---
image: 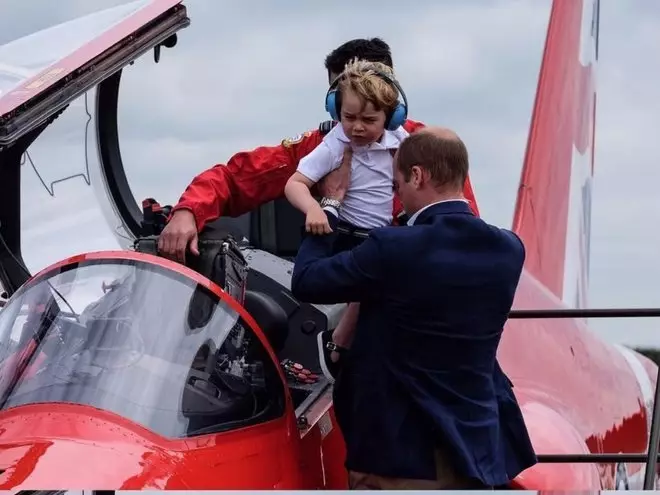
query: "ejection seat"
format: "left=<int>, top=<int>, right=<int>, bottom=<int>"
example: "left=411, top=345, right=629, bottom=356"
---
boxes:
left=203, top=196, right=306, bottom=260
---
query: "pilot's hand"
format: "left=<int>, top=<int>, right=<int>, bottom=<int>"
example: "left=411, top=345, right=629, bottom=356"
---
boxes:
left=158, top=209, right=200, bottom=263
left=318, top=146, right=352, bottom=203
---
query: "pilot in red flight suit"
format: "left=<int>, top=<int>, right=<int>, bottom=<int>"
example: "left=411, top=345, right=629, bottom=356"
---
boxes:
left=159, top=37, right=480, bottom=261
left=158, top=37, right=481, bottom=385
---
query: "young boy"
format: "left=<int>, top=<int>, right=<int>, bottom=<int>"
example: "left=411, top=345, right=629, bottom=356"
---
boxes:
left=284, top=58, right=409, bottom=382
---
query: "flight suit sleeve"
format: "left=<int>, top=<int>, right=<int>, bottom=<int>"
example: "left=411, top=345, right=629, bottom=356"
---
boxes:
left=170, top=130, right=323, bottom=232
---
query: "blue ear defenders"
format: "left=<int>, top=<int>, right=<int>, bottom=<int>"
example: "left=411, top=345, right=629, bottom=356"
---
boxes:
left=324, top=68, right=409, bottom=131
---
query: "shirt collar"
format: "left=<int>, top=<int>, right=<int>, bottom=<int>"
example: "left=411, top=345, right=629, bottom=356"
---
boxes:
left=406, top=199, right=470, bottom=226
left=336, top=125, right=402, bottom=150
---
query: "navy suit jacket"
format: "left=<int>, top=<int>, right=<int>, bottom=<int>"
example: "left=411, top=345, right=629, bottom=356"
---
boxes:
left=291, top=200, right=537, bottom=486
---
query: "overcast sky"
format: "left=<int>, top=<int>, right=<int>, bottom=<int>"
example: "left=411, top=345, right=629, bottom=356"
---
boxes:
left=1, top=0, right=659, bottom=347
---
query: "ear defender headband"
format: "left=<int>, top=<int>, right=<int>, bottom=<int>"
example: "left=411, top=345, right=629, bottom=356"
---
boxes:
left=324, top=68, right=408, bottom=131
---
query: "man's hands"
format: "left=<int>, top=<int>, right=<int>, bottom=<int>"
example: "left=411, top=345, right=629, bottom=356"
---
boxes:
left=318, top=146, right=352, bottom=202
left=158, top=209, right=200, bottom=263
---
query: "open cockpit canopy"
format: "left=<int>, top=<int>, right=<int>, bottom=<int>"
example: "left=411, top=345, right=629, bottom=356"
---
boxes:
left=0, top=0, right=189, bottom=146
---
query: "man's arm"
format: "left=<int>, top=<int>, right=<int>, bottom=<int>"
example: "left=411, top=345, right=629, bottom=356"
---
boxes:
left=170, top=130, right=323, bottom=232
left=291, top=211, right=384, bottom=305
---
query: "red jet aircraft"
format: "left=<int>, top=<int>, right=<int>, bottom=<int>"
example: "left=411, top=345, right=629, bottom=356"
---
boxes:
left=0, top=0, right=659, bottom=490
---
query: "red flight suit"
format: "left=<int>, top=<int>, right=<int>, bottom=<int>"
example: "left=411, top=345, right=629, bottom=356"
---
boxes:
left=171, top=119, right=480, bottom=231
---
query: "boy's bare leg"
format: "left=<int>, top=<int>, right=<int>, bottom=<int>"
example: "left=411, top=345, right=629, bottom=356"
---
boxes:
left=331, top=302, right=360, bottom=361
left=317, top=302, right=360, bottom=383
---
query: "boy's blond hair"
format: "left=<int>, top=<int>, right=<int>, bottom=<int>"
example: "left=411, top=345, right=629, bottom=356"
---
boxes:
left=336, top=58, right=399, bottom=114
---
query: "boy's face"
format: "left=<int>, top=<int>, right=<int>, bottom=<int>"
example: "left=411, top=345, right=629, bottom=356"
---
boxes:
left=340, top=88, right=387, bottom=146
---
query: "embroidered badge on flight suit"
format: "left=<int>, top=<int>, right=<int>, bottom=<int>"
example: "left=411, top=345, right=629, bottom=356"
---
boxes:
left=281, top=130, right=312, bottom=148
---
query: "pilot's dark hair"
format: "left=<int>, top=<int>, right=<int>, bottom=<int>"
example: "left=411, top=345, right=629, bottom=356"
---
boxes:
left=324, top=38, right=393, bottom=78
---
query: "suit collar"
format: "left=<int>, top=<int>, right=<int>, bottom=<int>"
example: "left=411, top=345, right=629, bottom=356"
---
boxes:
left=407, top=199, right=473, bottom=226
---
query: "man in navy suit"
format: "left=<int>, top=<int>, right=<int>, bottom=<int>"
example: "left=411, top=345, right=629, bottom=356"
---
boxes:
left=291, top=127, right=537, bottom=489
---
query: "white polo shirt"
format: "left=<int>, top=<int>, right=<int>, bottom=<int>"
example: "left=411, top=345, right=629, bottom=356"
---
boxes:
left=297, top=124, right=409, bottom=229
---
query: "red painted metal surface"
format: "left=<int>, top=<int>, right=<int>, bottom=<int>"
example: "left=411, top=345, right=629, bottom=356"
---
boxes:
left=500, top=272, right=653, bottom=489
left=0, top=403, right=300, bottom=489
left=0, top=251, right=350, bottom=490
left=506, top=0, right=653, bottom=488
left=512, top=0, right=596, bottom=306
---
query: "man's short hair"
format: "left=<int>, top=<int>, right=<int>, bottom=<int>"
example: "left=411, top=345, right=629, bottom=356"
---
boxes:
left=324, top=38, right=393, bottom=76
left=396, top=131, right=469, bottom=191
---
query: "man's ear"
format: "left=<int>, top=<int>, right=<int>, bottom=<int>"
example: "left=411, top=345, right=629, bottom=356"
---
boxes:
left=410, top=165, right=424, bottom=189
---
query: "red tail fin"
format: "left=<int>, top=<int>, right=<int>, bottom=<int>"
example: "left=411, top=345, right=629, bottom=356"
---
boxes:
left=512, top=0, right=599, bottom=308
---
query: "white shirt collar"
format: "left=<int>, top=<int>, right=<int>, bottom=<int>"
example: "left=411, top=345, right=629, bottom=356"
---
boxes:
left=335, top=125, right=402, bottom=150
left=406, top=199, right=470, bottom=226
